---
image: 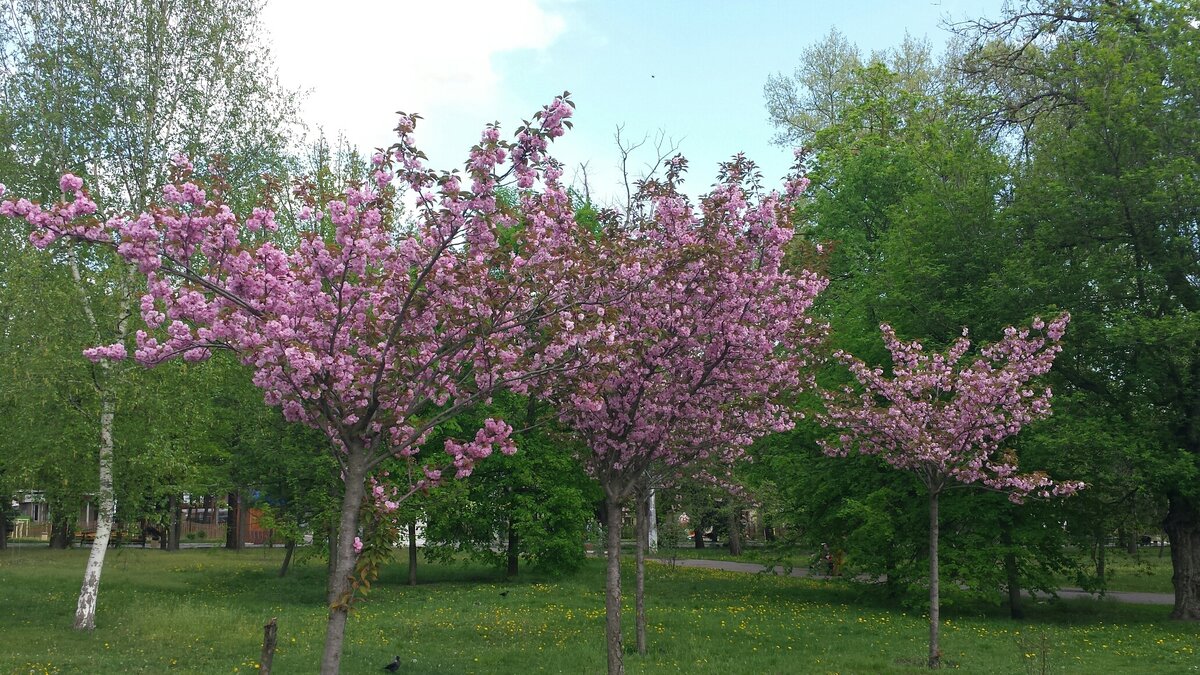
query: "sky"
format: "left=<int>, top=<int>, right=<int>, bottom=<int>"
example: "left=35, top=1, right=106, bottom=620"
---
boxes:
left=262, top=0, right=1005, bottom=205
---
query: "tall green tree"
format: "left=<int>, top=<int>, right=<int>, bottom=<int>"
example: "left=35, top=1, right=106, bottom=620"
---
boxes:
left=0, top=0, right=297, bottom=629
left=420, top=393, right=598, bottom=578
left=761, top=34, right=1089, bottom=616
left=957, top=0, right=1200, bottom=619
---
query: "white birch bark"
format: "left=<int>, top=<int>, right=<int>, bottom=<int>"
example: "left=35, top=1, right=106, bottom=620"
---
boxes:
left=68, top=254, right=129, bottom=630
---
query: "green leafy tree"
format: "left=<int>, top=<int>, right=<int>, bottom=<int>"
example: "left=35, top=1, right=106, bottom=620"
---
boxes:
left=0, top=0, right=297, bottom=629
left=956, top=0, right=1200, bottom=619
left=420, top=394, right=598, bottom=578
left=761, top=35, right=1089, bottom=617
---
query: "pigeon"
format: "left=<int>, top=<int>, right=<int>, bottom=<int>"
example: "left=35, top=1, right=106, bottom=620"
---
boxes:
left=383, top=655, right=400, bottom=672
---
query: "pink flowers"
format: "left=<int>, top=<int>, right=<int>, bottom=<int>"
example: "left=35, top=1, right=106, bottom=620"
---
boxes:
left=82, top=343, right=127, bottom=363
left=0, top=95, right=595, bottom=510
left=59, top=173, right=84, bottom=192
left=820, top=314, right=1082, bottom=500
left=553, top=153, right=828, bottom=499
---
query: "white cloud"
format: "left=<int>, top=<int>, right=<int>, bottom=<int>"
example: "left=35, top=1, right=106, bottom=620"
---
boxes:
left=263, top=0, right=567, bottom=152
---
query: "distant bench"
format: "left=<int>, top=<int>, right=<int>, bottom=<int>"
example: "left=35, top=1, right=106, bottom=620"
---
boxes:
left=76, top=528, right=148, bottom=547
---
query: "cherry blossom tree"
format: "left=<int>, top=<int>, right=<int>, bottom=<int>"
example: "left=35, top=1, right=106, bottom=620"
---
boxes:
left=1, top=95, right=608, bottom=674
left=551, top=156, right=827, bottom=675
left=819, top=314, right=1083, bottom=669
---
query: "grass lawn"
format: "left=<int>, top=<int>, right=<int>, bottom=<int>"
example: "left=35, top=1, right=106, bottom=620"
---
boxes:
left=1077, top=546, right=1175, bottom=595
left=642, top=542, right=812, bottom=570
left=652, top=543, right=1176, bottom=595
left=0, top=546, right=1195, bottom=674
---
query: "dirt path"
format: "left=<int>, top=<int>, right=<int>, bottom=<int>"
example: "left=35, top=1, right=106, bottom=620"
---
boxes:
left=651, top=557, right=1175, bottom=605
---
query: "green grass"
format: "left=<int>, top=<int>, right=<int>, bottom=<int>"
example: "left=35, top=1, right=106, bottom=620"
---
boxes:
left=0, top=546, right=1195, bottom=674
left=1078, top=547, right=1175, bottom=595
left=646, top=542, right=812, bottom=570
left=652, top=543, right=1175, bottom=595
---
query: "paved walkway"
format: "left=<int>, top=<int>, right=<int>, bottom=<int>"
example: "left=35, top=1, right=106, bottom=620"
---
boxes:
left=650, top=557, right=1175, bottom=605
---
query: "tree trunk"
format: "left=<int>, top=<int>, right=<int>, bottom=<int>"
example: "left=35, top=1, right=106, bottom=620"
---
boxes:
left=408, top=520, right=418, bottom=586
left=1095, top=528, right=1106, bottom=586
left=74, top=392, right=116, bottom=630
left=0, top=502, right=8, bottom=550
left=928, top=489, right=941, bottom=669
left=506, top=517, right=519, bottom=578
left=171, top=496, right=182, bottom=551
left=239, top=496, right=251, bottom=548
left=693, top=517, right=704, bottom=549
left=1001, top=521, right=1024, bottom=620
left=635, top=490, right=648, bottom=656
left=319, top=451, right=368, bottom=675
left=604, top=493, right=625, bottom=675
left=728, top=508, right=742, bottom=557
left=279, top=539, right=296, bottom=578
left=326, top=523, right=339, bottom=598
left=647, top=489, right=657, bottom=552
left=259, top=617, right=277, bottom=675
left=1164, top=493, right=1200, bottom=620
left=226, top=492, right=244, bottom=550
left=50, top=517, right=72, bottom=549
left=164, top=496, right=176, bottom=550
left=884, top=541, right=901, bottom=599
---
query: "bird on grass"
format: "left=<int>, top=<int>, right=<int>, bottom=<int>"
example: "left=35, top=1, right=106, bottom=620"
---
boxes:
left=383, top=655, right=400, bottom=672
left=499, top=590, right=509, bottom=598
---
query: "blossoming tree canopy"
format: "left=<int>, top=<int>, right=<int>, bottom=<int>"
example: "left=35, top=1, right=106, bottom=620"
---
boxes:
left=552, top=154, right=828, bottom=675
left=1, top=96, right=595, bottom=482
left=820, top=313, right=1083, bottom=501
left=559, top=155, right=829, bottom=501
left=0, top=94, right=613, bottom=674
left=818, top=314, right=1082, bottom=669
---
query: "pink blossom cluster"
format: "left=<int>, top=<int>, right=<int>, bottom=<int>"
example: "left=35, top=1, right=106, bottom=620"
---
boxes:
left=552, top=154, right=829, bottom=498
left=820, top=314, right=1084, bottom=501
left=443, top=418, right=517, bottom=480
left=1, top=174, right=102, bottom=246
left=1, top=96, right=601, bottom=508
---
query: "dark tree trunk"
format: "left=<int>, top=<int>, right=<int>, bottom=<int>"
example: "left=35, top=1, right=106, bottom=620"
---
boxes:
left=167, top=495, right=181, bottom=551
left=603, top=493, right=625, bottom=675
left=259, top=617, right=277, bottom=675
left=1001, top=522, right=1024, bottom=620
left=0, top=503, right=9, bottom=550
left=50, top=517, right=72, bottom=549
left=882, top=540, right=902, bottom=598
left=506, top=518, right=519, bottom=578
left=764, top=525, right=775, bottom=541
left=279, top=540, right=297, bottom=578
left=326, top=523, right=338, bottom=595
left=728, top=509, right=742, bottom=557
left=226, top=492, right=244, bottom=550
left=1164, top=493, right=1200, bottom=620
left=693, top=518, right=704, bottom=549
left=928, top=489, right=941, bottom=669
left=408, top=521, right=418, bottom=586
left=1118, top=526, right=1137, bottom=552
left=239, top=497, right=251, bottom=548
left=635, top=489, right=648, bottom=656
left=1095, top=528, right=1106, bottom=586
